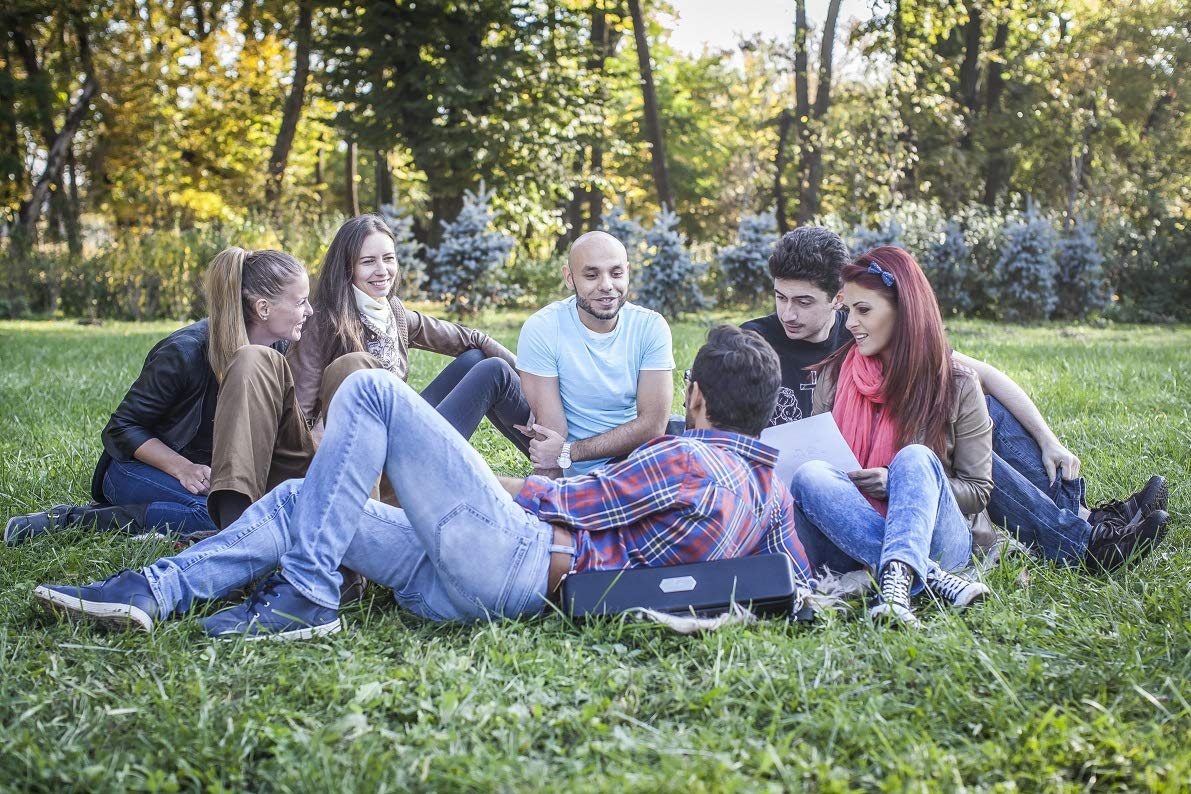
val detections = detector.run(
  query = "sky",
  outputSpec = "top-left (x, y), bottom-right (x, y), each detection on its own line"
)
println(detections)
top-left (666, 0), bottom-right (875, 56)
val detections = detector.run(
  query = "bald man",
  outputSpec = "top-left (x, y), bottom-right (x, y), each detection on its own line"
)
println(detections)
top-left (422, 231), bottom-right (675, 477)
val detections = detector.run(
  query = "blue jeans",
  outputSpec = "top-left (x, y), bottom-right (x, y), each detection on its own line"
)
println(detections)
top-left (102, 458), bottom-right (218, 537)
top-left (422, 349), bottom-right (532, 456)
top-left (142, 369), bottom-right (557, 622)
top-left (790, 445), bottom-right (973, 590)
top-left (985, 396), bottom-right (1090, 564)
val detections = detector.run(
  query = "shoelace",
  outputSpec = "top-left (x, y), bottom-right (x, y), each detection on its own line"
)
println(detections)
top-left (929, 572), bottom-right (967, 602)
top-left (881, 566), bottom-right (912, 607)
top-left (248, 577), bottom-right (284, 618)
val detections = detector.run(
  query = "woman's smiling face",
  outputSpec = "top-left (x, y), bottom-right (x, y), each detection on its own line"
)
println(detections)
top-left (840, 282), bottom-right (898, 360)
top-left (352, 232), bottom-right (398, 300)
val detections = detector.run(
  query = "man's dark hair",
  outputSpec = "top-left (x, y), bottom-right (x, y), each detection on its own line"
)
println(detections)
top-left (767, 226), bottom-right (850, 296)
top-left (690, 325), bottom-right (781, 437)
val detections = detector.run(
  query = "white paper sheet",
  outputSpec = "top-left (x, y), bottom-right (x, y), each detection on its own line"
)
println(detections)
top-left (760, 413), bottom-right (862, 484)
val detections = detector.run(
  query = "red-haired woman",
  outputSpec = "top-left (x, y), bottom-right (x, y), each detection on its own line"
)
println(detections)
top-left (790, 246), bottom-right (993, 626)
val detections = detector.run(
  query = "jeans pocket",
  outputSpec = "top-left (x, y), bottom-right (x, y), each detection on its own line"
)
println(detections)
top-left (395, 589), bottom-right (450, 622)
top-left (434, 503), bottom-right (528, 615)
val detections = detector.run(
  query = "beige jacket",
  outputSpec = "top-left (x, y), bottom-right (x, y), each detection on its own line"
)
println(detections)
top-left (287, 296), bottom-right (516, 420)
top-left (812, 359), bottom-right (998, 551)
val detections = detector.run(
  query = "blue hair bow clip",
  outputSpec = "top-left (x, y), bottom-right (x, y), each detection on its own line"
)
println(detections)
top-left (868, 261), bottom-right (896, 287)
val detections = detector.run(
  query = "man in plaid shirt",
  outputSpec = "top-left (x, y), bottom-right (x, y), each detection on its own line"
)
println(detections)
top-left (36, 325), bottom-right (809, 640)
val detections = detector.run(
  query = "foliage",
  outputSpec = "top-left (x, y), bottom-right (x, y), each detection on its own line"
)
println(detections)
top-left (425, 185), bottom-right (517, 316)
top-left (1054, 217), bottom-right (1110, 320)
top-left (996, 202), bottom-right (1059, 322)
top-left (634, 208), bottom-right (706, 318)
top-left (600, 203), bottom-right (645, 258)
top-left (716, 212), bottom-right (778, 304)
top-left (1103, 215), bottom-right (1191, 323)
top-left (0, 318), bottom-right (1189, 790)
top-left (923, 220), bottom-right (976, 316)
top-left (379, 202), bottom-right (427, 298)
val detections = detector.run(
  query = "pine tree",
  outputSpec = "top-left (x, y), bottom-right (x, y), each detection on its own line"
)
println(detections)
top-left (379, 202), bottom-right (426, 297)
top-left (717, 212), bottom-right (778, 304)
top-left (1054, 216), bottom-right (1109, 320)
top-left (922, 220), bottom-right (974, 316)
top-left (996, 201), bottom-right (1058, 321)
top-left (635, 208), bottom-right (706, 317)
top-left (600, 203), bottom-right (645, 259)
top-left (850, 218), bottom-right (904, 254)
top-left (426, 185), bottom-right (516, 316)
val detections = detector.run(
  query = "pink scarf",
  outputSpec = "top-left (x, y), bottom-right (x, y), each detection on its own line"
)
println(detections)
top-left (832, 346), bottom-right (900, 516)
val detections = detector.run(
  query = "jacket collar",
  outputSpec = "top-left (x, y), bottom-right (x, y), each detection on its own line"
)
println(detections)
top-left (681, 429), bottom-right (779, 468)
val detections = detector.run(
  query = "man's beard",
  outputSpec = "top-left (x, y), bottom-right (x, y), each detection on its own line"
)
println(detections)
top-left (575, 292), bottom-right (626, 321)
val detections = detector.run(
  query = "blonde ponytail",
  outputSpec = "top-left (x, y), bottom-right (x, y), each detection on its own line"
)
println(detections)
top-left (206, 247), bottom-right (251, 380)
top-left (205, 246), bottom-right (307, 381)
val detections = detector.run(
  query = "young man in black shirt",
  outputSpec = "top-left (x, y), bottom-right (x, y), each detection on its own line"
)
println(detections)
top-left (745, 226), bottom-right (1169, 573)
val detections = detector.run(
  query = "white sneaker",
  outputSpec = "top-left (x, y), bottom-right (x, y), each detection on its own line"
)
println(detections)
top-left (925, 569), bottom-right (989, 610)
top-left (869, 561), bottom-right (919, 626)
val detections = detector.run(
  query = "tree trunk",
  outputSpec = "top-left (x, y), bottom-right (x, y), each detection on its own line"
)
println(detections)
top-left (981, 20), bottom-right (1010, 205)
top-left (314, 145), bottom-right (325, 219)
top-left (627, 0), bottom-right (674, 212)
top-left (773, 109), bottom-right (793, 234)
top-left (957, 0), bottom-right (982, 151)
top-left (1066, 97), bottom-right (1097, 227)
top-left (344, 139), bottom-right (359, 217)
top-left (264, 0), bottom-right (314, 207)
top-left (374, 149), bottom-right (394, 207)
top-left (795, 0), bottom-right (842, 223)
top-left (14, 19), bottom-right (98, 253)
top-left (64, 146), bottom-right (82, 256)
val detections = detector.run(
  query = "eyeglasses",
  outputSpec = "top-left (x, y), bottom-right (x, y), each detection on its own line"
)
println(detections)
top-left (683, 369), bottom-right (692, 386)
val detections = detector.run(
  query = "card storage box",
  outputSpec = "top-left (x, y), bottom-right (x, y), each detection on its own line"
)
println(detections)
top-left (559, 553), bottom-right (810, 621)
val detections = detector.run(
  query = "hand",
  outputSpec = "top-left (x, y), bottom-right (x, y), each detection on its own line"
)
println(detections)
top-left (529, 424), bottom-right (566, 469)
top-left (1039, 438), bottom-right (1081, 483)
top-left (513, 409), bottom-right (539, 439)
top-left (176, 462), bottom-right (212, 495)
top-left (848, 467), bottom-right (888, 500)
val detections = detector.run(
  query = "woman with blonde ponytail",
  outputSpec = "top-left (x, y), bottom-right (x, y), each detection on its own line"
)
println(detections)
top-left (5, 247), bottom-right (311, 545)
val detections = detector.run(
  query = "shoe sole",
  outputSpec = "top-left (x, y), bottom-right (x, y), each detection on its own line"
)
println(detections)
top-left (869, 602), bottom-right (920, 627)
top-left (211, 618), bottom-right (342, 642)
top-left (32, 586), bottom-right (155, 633)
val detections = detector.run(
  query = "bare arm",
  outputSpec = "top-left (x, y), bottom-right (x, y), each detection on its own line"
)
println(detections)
top-left (519, 370), bottom-right (568, 477)
top-left (570, 369), bottom-right (673, 462)
top-left (952, 351), bottom-right (1081, 481)
top-left (497, 476), bottom-right (527, 497)
top-left (134, 438), bottom-right (210, 495)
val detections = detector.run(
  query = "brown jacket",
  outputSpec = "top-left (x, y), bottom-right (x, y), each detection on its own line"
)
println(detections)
top-left (287, 295), bottom-right (516, 420)
top-left (812, 359), bottom-right (997, 549)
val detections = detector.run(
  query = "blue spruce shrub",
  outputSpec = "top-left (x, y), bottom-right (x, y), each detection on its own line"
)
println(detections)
top-left (600, 203), bottom-right (645, 260)
top-left (426, 185), bottom-right (516, 316)
top-left (849, 218), bottom-right (904, 253)
top-left (635, 208), bottom-right (707, 317)
top-left (922, 220), bottom-right (975, 316)
top-left (995, 202), bottom-right (1058, 321)
top-left (379, 202), bottom-right (427, 298)
top-left (1054, 216), bottom-right (1110, 320)
top-left (717, 212), bottom-right (778, 304)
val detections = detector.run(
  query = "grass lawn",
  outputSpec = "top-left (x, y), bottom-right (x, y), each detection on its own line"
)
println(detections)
top-left (0, 313), bottom-right (1188, 792)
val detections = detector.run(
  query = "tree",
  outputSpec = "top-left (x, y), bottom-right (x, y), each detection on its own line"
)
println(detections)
top-left (635, 208), bottom-right (705, 317)
top-left (717, 212), bottom-right (777, 304)
top-left (264, 0), bottom-right (314, 207)
top-left (627, 0), bottom-right (674, 212)
top-left (996, 202), bottom-right (1058, 321)
top-left (426, 185), bottom-right (516, 316)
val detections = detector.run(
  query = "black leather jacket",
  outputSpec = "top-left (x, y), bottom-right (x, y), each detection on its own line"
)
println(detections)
top-left (90, 320), bottom-right (286, 502)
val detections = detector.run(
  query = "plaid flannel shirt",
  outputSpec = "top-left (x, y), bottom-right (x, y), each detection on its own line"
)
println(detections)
top-left (513, 429), bottom-right (811, 582)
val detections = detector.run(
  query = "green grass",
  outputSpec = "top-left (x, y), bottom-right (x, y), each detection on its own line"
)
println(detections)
top-left (1, 314), bottom-right (1188, 792)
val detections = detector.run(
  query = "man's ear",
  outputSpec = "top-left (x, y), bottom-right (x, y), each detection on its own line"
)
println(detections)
top-left (688, 381), bottom-right (706, 416)
top-left (562, 265), bottom-right (575, 291)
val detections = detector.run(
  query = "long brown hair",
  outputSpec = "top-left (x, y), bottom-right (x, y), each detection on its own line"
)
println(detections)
top-left (310, 214), bottom-right (396, 361)
top-left (205, 247), bottom-right (305, 380)
top-left (813, 246), bottom-right (956, 455)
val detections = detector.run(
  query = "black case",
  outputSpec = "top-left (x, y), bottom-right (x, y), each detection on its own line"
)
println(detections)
top-left (559, 554), bottom-right (812, 621)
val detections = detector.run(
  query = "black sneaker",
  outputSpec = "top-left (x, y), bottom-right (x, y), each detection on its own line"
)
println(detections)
top-left (1084, 509), bottom-right (1170, 574)
top-left (925, 569), bottom-right (991, 610)
top-left (870, 561), bottom-right (919, 626)
top-left (1087, 475), bottom-right (1167, 528)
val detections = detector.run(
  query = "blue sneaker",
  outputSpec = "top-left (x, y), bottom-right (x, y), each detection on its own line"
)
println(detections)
top-left (33, 570), bottom-right (160, 632)
top-left (203, 572), bottom-right (341, 641)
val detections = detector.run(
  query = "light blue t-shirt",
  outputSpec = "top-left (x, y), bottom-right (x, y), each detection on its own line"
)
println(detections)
top-left (517, 296), bottom-right (675, 474)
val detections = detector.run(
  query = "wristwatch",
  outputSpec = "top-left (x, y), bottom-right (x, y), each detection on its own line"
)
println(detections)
top-left (556, 442), bottom-right (573, 470)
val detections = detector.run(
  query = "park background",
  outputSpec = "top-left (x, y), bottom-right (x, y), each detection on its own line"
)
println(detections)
top-left (0, 1), bottom-right (1189, 791)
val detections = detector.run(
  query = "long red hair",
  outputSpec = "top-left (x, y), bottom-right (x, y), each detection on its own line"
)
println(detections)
top-left (813, 246), bottom-right (956, 455)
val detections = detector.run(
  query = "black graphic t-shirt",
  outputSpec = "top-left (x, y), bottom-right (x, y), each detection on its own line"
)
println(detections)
top-left (741, 312), bottom-right (851, 427)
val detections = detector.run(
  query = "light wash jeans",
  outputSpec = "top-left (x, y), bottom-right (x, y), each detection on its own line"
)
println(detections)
top-left (142, 369), bottom-right (558, 622)
top-left (985, 396), bottom-right (1090, 564)
top-left (790, 444), bottom-right (973, 591)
